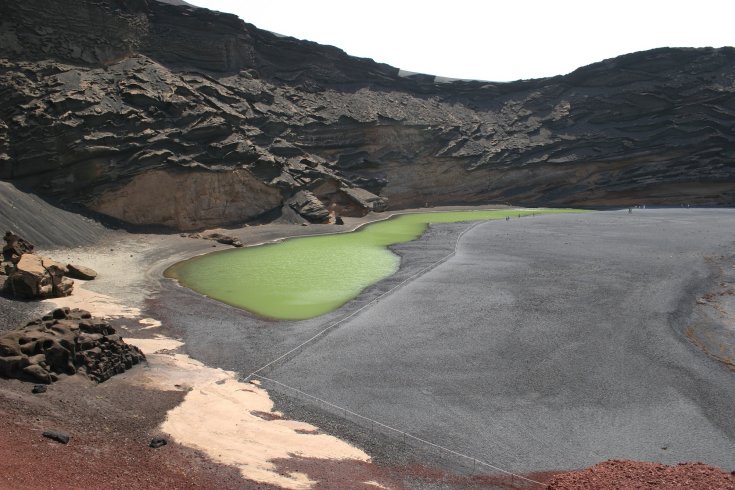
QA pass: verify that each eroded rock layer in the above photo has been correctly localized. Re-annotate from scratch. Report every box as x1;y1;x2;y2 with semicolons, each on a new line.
1;0;734;230
0;307;145;384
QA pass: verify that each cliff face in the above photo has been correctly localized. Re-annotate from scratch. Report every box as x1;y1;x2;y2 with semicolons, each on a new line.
1;0;734;230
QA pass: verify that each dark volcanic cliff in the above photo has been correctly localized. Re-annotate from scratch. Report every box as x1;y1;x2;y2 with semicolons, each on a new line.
1;0;734;230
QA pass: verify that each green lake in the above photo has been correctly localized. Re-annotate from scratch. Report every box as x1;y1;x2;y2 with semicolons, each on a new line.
165;209;584;320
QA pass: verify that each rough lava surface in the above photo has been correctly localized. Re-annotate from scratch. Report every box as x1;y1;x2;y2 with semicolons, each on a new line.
1;0;734;230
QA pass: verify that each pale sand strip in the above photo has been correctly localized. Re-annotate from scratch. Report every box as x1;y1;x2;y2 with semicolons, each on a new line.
42;282;141;318
46;281;371;489
127;347;369;489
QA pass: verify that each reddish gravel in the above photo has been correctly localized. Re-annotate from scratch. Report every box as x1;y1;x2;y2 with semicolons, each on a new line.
547;460;735;489
4;371;734;489
0;374;254;489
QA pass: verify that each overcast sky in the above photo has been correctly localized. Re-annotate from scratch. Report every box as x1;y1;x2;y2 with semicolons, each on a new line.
189;0;734;82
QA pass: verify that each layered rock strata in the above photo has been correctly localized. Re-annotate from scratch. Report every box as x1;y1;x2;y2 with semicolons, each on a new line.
1;0;734;230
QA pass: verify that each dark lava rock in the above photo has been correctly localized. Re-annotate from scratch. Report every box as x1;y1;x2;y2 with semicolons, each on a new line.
3;231;34;263
149;437;167;449
188;232;243;247
1;233;98;299
0;308;145;384
51;307;67;319
3;253;73;299
1;0;734;233
1;232;77;299
31;384;47;394
288;191;331;223
334;216;344;225
65;264;98;280
42;430;70;444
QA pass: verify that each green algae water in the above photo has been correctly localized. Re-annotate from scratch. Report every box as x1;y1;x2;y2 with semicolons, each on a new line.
165;209;584;320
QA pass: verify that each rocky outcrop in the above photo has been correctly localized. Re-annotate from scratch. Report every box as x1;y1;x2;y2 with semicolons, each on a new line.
3;254;74;299
0;307;145;384
89;168;283;231
1;231;98;299
2;231;75;299
2;231;34;261
1;0;734;231
185;231;243;247
66;264;98;280
287;190;331;223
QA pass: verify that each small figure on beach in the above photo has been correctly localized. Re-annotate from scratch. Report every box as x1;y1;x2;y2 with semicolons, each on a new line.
628;208;632;214
505;216;510;221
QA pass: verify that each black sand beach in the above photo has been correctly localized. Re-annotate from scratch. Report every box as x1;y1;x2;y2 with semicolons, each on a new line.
2;207;734;487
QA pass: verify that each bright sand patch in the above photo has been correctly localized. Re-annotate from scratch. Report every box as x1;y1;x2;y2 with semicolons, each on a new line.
43;282;141;318
126;335;183;354
46;279;370;488
127;346;370;489
139;318;162;330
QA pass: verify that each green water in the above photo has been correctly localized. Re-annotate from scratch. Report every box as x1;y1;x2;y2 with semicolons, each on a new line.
165;209;584;320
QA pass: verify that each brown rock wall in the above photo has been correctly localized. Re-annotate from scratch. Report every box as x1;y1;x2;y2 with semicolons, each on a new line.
90;168;283;230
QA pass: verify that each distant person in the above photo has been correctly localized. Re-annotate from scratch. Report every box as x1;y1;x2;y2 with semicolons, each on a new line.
628;208;632;214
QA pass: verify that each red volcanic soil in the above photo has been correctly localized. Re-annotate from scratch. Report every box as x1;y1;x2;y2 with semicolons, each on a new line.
0;375;253;489
2;373;733;489
547;460;735;489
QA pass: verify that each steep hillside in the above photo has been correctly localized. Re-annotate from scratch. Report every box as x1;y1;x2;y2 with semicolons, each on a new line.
1;0;734;230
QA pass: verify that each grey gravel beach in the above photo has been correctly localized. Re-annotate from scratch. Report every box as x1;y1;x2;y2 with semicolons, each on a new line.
256;209;735;473
5;207;733;481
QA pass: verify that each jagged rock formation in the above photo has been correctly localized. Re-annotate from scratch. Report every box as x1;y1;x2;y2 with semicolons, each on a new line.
2;253;74;299
1;0;734;230
0;307;144;384
1;231;96;299
2;231;75;299
185;231;243;247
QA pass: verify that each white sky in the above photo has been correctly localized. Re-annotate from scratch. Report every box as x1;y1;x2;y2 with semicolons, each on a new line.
189;0;734;82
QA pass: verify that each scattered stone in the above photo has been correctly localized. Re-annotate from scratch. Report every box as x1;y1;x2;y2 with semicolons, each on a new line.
186;232;243;247
149;437;167;449
0;308;145;384
339;187;388;214
31;384;47;394
66;264;98;280
42;430;70;444
51;307;67;319
251;410;285;421
288;190;331;223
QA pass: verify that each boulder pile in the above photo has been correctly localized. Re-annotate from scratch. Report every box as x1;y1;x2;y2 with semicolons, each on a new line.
0;307;145;384
1;231;97;299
